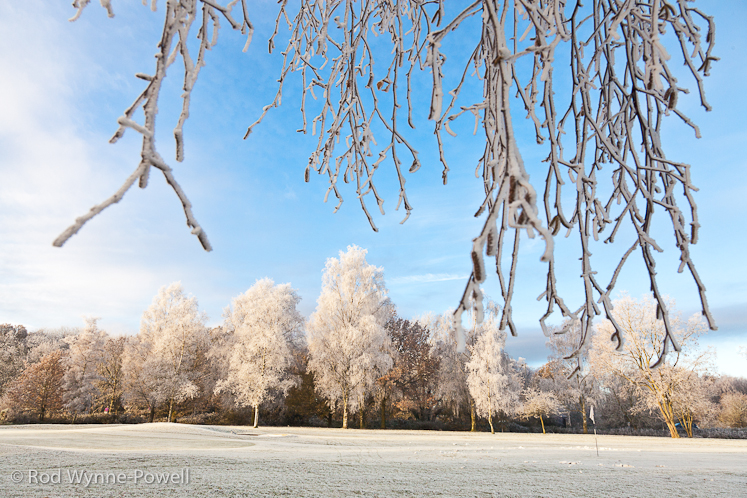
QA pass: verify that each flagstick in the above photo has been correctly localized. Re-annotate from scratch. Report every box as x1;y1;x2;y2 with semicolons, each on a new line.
590;405;599;457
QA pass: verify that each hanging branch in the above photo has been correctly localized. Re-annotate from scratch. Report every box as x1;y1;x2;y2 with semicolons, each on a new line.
62;1;717;368
56;0;254;250
245;0;431;229
256;0;716;367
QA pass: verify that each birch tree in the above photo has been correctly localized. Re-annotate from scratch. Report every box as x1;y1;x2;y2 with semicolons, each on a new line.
96;335;126;415
307;245;393;429
718;392;747;428
521;388;561;434
545;321;598;433
425;308;481;430
215;278;304;428
124;282;209;423
62;318;107;418
62;1;718;366
591;294;710;438
670;369;716;436
466;303;521;434
0;324;28;397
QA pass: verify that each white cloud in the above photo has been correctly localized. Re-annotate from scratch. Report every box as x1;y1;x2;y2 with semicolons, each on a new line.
389;273;469;285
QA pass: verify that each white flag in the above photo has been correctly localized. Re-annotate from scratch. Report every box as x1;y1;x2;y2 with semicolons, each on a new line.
590;406;596;425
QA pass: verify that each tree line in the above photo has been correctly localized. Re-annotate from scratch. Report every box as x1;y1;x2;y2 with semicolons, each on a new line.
1;246;745;436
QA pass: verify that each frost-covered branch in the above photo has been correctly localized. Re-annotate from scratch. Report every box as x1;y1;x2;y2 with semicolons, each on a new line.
56;0;253;250
255;1;716;367
246;0;436;229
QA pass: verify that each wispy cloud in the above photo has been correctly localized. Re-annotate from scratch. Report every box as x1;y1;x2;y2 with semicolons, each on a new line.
389;273;469;285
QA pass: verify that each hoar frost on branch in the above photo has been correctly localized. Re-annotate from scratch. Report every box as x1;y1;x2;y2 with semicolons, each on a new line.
258;0;719;366
59;0;255;251
63;1;717;366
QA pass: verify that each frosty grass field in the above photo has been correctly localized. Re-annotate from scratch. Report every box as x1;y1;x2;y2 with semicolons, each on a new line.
0;423;744;497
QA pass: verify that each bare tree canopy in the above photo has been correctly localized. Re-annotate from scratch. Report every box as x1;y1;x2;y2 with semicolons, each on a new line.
60;1;718;364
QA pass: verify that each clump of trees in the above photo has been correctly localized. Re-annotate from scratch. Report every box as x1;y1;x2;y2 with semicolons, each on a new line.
1;267;744;437
591;295;714;438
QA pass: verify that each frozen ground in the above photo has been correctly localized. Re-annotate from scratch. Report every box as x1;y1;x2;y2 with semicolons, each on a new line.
0;423;745;497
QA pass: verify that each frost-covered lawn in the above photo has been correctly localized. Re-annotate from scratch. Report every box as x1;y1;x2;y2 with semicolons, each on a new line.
0;424;745;497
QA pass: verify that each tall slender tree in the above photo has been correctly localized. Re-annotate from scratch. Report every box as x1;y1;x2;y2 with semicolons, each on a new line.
466;303;522;434
545;321;598;433
124;282;208;423
0;324;28;397
307;245;393;429
62;318;107;418
216;278;304;428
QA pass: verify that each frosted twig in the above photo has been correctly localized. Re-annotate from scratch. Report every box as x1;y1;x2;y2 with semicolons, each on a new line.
58;0;252;250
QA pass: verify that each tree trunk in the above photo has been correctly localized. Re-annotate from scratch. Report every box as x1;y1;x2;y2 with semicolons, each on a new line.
253;405;259;428
469;398;476;432
540;414;546;434
581;396;588;434
149;405;155;423
681;413;694;438
657;398;680;438
380;395;386;429
167;399;174;423
664;419;680;438
342;396;349;429
359;408;364;429
327;407;333;428
488;412;494;434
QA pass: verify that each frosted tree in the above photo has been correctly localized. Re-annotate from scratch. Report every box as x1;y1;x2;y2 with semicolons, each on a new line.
466;302;521;434
3;351;65;422
0;324;28;397
25;328;74;364
62;1;718;365
95;335;126;415
215;278;304;428
591;294;710;438
521;388;561;434
122;335;161;422
424;311;474;427
718;392;747;428
307;245;393;429
544;321;598;433
670;369;716;436
383;317;439;422
62;317;107;418
124;282;209;422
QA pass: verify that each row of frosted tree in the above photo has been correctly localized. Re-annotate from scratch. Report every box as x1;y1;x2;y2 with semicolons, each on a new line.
1;246;745;436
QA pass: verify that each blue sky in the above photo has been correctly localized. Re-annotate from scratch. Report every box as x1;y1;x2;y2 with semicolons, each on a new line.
0;0;744;375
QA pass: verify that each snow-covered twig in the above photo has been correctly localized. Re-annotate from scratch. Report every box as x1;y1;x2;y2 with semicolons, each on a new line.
58;0;252;250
